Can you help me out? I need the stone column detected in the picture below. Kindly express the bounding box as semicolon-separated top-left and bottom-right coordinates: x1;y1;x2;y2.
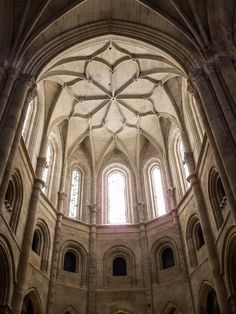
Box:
11;157;46;314
137;202;153;314
0;73;34;186
87;204;97;314
190;70;236;202
47;204;64;314
187;82;236;222
0;84;37;211
0;67;17;123
205;62;236;144
47;120;69;313
217;55;236;114
181;143;232;313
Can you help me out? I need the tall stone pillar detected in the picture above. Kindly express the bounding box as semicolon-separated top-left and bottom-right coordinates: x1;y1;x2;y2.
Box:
187;81;236;222
47;119;69;313
0;67;17;123
47;198;64;314
0;73;34;186
87;204;97;314
0;84;37;210
182;146;232;313
190;70;236;202
137;202;153;314
11;156;46;314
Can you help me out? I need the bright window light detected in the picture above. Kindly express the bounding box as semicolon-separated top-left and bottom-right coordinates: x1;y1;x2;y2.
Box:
42;144;52;193
69;169;81;218
22;100;33;138
179;141;190;183
151;165;166;216
108;170;127;224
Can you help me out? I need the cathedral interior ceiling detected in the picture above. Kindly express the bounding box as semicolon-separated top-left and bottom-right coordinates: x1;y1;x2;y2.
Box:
38;35;185;169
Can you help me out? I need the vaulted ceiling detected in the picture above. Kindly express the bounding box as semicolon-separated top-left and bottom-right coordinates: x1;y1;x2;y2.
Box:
39;36;186;171
1;0;233;75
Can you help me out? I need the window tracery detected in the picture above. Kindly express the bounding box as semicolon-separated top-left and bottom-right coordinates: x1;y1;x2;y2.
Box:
149;164;166;217
107;169;127;224
69;169;81;219
42;142;54;195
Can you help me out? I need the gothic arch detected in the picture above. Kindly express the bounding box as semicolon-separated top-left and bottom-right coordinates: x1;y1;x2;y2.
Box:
161;301;184;314
198;281;220;314
33;219;51;272
60;305;79;314
103;245;136;287
59;240;87;286
21;288;43;314
151;236;179;284
0;233;15;311
101;163;134;224
186;214;205;268
221;226;236;304
4;169;23;233
143;157;168;220
208;167;227;229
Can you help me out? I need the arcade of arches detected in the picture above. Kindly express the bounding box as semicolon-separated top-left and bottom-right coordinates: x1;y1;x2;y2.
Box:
0;1;236;313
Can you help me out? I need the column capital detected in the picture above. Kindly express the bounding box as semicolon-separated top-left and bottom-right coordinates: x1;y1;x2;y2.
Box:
37;156;47;170
7;67;18;80
183;151;194;164
88;203;97;213
137;202;145;223
58;192;67;201
136;202;145;211
17;72;35;88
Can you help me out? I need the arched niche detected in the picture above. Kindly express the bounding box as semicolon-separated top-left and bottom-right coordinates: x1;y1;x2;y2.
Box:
161;302;184;314
0;234;15;313
198;282;220;314
21;288;43;314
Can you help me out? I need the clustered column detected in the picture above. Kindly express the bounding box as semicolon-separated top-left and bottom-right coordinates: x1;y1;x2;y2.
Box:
137;202;153;314
182;139;232;313
11;156;47;314
87;204;97;314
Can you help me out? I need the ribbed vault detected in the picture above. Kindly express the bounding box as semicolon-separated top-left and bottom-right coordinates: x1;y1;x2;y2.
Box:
39;35;186;172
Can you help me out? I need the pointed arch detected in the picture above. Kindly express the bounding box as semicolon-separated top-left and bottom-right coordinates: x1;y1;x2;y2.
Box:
161;301;184;314
198;281;220;314
21;288;43;314
0;233;15;310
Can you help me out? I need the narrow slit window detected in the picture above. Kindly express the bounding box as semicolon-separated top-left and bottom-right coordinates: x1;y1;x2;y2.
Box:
22;100;33;138
113;257;127;276
179;140;190;186
108;170;127;224
69;169;81;218
161;247;175;269
150;165;166;216
42;144;53;194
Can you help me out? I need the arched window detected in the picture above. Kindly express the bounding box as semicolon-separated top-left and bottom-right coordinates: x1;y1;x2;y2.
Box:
150;164;166;216
179;140;190;182
4;170;23;233
195;223;205;250
32;230;41;255
113;257;127;276
42;142;54;194
4;180;14;211
107;169;127;224
161;247;175;269
69;169;81;218
63;251;77;273
208;169;227;229
22;100;33;139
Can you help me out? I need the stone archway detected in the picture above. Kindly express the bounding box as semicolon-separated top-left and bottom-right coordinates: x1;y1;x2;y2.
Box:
21;289;43;314
161;302;183;314
198;282;220;314
0;237;14;314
